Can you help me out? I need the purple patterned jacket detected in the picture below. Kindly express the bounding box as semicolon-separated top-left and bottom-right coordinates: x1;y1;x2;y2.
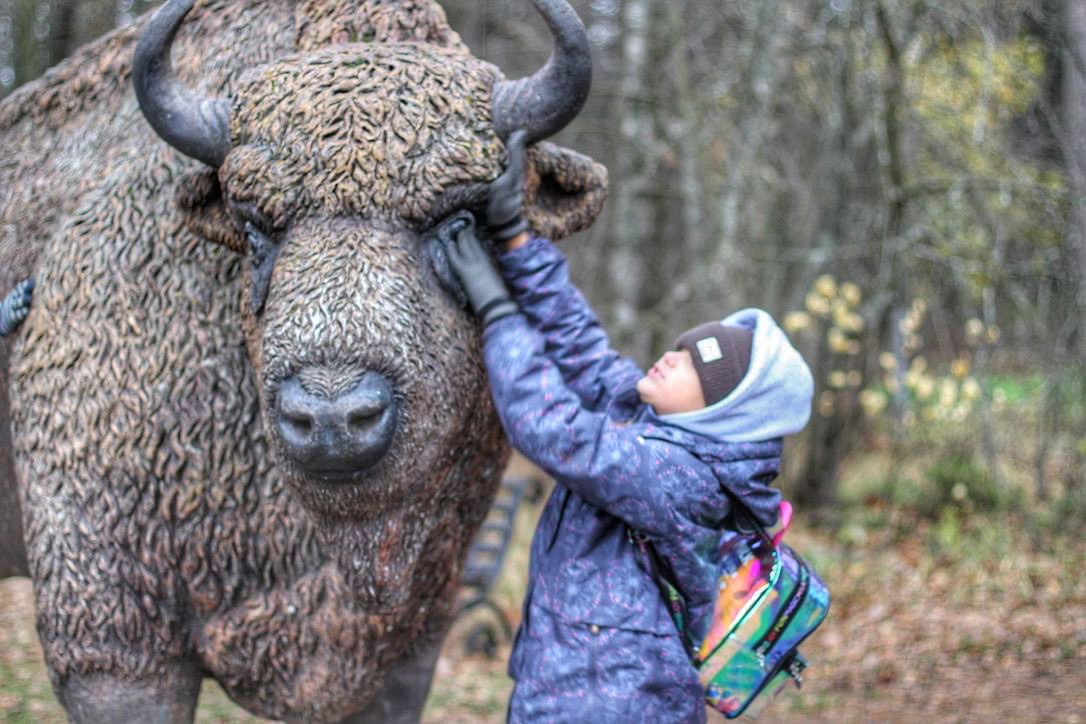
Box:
485;237;782;723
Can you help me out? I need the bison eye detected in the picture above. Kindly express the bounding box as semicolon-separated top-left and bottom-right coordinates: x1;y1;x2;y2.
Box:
245;222;283;315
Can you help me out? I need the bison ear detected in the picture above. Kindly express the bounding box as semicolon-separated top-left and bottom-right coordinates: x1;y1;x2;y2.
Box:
523;142;608;241
175;170;246;253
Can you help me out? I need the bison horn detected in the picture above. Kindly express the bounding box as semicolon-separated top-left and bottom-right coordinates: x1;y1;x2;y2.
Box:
133;0;232;168
492;0;592;144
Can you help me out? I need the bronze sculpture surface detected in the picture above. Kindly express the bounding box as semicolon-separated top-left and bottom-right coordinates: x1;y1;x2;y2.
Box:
0;0;606;720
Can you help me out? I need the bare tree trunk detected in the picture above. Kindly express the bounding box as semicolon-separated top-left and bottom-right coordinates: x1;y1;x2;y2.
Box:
709;0;785;306
873;0;910;433
1065;0;1086;356
1059;0;1086;494
10;0;45;89
667;0;702;315
606;0;655;361
47;0;77;67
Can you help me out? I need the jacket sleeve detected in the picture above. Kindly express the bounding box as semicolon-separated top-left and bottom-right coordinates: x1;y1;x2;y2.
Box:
484;314;719;538
496;236;643;411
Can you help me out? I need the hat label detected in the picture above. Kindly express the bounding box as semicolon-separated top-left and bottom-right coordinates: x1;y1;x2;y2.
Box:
696;337;723;364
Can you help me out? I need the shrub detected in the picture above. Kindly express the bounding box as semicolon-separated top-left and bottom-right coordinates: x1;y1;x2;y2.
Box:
925;454;1006;514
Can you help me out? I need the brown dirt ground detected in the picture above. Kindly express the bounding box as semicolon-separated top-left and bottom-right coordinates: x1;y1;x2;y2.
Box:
1;472;1083;722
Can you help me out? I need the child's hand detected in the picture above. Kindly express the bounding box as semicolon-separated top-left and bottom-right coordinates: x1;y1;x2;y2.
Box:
0;278;34;337
445;217;518;327
486;130;530;246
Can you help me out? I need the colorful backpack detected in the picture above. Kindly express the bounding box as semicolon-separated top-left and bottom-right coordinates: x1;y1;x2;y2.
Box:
631;500;830;719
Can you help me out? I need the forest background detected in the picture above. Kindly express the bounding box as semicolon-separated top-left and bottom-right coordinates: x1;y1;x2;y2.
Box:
0;0;1083;721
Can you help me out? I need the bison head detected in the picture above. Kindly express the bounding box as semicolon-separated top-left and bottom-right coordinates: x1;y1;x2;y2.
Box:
132;0;605;606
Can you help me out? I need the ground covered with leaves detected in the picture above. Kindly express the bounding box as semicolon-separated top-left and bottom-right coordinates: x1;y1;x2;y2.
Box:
423;482;1086;723
0;457;1082;722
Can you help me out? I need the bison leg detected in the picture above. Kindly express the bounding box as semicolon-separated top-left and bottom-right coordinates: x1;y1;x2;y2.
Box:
0;471;28;578
58;664;202;724
0;340;28;580
336;635;444;724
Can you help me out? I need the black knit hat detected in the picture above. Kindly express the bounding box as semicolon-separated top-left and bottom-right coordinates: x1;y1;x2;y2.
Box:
674;322;754;406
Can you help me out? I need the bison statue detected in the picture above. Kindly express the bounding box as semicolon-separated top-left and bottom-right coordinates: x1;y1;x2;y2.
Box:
0;0;606;721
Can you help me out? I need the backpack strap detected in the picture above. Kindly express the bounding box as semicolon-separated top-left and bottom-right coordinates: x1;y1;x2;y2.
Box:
627;529;697;660
628;490;789;664
720;488;788;544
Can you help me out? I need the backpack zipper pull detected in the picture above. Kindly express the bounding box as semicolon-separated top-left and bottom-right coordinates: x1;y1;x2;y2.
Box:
787;655;807;688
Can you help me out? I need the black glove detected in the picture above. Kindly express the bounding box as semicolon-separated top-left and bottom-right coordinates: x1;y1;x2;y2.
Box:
445;215;518;326
0;278;34;337
486;129;530;244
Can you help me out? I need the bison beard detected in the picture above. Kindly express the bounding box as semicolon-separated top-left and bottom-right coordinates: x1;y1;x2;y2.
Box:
0;0;605;721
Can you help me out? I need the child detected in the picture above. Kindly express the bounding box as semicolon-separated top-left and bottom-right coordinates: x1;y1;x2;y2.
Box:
446;132;813;723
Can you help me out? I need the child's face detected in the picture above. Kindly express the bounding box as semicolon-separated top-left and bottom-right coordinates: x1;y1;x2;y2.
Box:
636;349;706;415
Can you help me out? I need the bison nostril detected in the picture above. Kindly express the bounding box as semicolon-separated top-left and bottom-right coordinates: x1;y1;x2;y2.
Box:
284;414;313;435
348;410;379;429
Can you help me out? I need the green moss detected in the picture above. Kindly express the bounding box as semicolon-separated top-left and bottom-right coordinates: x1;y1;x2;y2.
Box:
986;374;1044;406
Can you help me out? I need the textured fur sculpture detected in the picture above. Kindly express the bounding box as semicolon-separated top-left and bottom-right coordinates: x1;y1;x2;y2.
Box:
0;0;606;721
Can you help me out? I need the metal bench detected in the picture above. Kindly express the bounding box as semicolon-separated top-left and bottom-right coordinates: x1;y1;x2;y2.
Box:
457;476;543;657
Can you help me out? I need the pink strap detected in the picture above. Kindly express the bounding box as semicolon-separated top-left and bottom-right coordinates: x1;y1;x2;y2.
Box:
772;501;793;547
